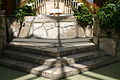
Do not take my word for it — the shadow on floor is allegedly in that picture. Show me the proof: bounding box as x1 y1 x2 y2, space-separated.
0 62 120 80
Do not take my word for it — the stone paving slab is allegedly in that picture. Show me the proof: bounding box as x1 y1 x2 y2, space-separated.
42 66 79 80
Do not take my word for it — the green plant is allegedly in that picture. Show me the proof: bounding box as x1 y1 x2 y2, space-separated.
97 0 120 35
74 5 93 27
0 0 2 6
13 5 35 37
13 5 35 21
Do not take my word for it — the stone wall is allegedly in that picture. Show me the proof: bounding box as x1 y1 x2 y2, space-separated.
99 38 116 56
98 37 120 61
93 19 120 60
9 15 93 39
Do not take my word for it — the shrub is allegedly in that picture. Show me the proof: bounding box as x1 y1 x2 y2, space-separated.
74 5 93 27
97 0 120 35
13 5 35 21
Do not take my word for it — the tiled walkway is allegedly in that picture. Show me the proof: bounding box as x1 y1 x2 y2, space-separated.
0 62 120 80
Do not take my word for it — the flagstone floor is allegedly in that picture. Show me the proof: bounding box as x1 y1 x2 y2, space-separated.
0 62 120 80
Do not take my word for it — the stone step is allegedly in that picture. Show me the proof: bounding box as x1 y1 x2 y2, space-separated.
68 56 116 74
63 51 98 64
3 49 98 67
92 56 116 67
3 50 53 65
77 55 116 70
0 57 80 80
42 51 99 67
5 44 55 57
12 38 92 43
0 55 116 80
0 57 39 72
35 56 116 80
5 42 96 57
41 66 79 80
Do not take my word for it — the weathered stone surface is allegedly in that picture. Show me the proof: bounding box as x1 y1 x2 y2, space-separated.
30 16 77 39
30 65 50 75
0 57 36 72
0 53 117 80
64 51 98 63
3 49 53 64
81 61 96 69
70 64 88 72
3 45 97 67
9 15 93 39
42 66 79 80
7 41 96 58
99 38 116 56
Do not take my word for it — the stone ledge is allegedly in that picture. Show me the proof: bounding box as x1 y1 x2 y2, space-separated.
3 49 98 67
5 43 96 57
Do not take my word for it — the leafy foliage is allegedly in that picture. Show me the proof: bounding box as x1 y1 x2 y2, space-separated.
13 5 35 21
74 5 93 27
97 0 120 34
0 0 2 7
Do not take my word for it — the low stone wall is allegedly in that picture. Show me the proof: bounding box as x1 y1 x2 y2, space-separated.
98 37 120 61
8 15 93 39
99 38 116 56
93 19 120 60
93 35 120 60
